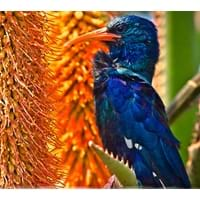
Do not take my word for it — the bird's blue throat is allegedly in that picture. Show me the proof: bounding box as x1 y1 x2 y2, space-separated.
107 41 158 84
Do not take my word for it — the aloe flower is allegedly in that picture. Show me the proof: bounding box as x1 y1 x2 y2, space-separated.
0 11 60 188
47 11 111 187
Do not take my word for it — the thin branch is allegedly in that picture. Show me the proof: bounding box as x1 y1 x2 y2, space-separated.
186 98 200 187
167 72 200 124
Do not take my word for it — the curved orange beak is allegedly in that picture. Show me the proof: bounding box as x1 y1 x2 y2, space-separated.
64 27 121 48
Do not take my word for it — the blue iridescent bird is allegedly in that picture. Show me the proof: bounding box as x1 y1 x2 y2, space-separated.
66 15 191 188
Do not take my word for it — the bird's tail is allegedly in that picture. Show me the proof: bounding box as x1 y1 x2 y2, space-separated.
132 144 191 188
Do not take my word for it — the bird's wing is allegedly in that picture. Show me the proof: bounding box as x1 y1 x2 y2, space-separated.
106 76 180 146
105 77 190 187
132 80 180 146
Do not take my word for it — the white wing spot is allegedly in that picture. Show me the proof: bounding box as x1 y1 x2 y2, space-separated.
134 143 143 150
152 172 157 177
124 137 133 149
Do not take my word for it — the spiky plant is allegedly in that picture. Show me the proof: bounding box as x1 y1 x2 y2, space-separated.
0 11 60 188
47 11 111 187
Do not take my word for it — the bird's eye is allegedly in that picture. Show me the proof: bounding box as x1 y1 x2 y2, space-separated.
115 23 126 33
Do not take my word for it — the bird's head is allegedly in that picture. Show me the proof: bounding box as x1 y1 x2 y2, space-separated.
65 15 159 83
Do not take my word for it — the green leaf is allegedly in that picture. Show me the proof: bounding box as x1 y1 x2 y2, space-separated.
89 141 137 187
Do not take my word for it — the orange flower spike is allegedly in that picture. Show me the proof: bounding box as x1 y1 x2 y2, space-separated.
0 11 61 188
47 11 111 187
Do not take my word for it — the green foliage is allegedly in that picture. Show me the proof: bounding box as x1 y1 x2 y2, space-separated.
166 12 198 163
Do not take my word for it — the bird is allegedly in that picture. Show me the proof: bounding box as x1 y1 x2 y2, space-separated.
65 15 191 188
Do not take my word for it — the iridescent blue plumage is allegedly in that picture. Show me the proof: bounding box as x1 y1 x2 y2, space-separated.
93 15 191 188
